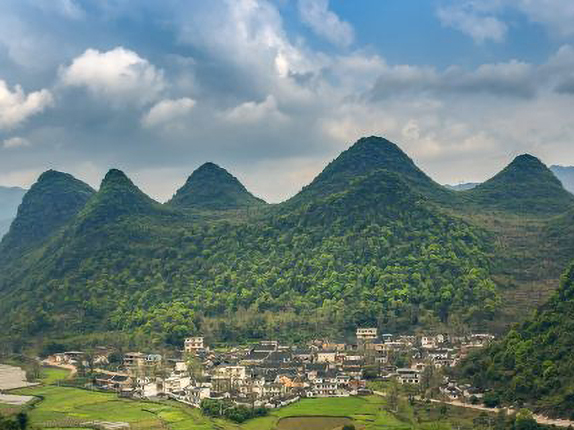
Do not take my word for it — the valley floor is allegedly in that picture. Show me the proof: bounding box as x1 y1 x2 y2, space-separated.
2 382 499 430
2 363 566 430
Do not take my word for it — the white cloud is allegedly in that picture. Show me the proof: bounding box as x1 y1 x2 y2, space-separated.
2 136 30 149
0 79 53 129
175 0 323 86
225 95 287 123
60 47 165 105
298 0 354 47
369 58 540 100
507 0 574 37
3 0 574 203
437 4 507 43
438 0 574 42
142 97 196 128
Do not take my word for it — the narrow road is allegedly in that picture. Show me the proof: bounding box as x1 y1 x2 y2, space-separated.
373 391 574 428
425 398 574 428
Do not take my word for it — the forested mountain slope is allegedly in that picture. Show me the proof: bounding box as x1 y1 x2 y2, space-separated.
290 136 454 205
0 170 95 258
0 137 500 345
462 154 574 215
168 162 266 210
459 263 574 419
1 136 573 347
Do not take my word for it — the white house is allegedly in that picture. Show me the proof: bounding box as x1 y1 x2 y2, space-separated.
316 351 337 363
184 337 204 353
397 368 421 384
356 328 378 342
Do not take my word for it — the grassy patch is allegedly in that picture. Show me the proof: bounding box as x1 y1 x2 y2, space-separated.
14 386 159 426
276 416 352 430
11 384 499 430
40 367 70 385
274 396 373 418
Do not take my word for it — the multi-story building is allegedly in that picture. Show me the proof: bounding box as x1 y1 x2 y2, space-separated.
356 328 378 342
397 368 421 384
184 337 204 353
124 352 146 367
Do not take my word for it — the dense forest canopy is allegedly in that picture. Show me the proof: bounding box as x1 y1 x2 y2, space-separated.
0 136 573 349
168 162 266 210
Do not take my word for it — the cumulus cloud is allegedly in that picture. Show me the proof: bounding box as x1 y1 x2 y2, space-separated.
2 0 574 203
2 136 30 149
174 0 323 93
437 3 507 43
60 47 165 105
0 79 53 129
507 0 574 37
142 97 196 128
369 59 538 100
225 95 287 123
298 0 354 47
438 0 574 43
543 45 574 94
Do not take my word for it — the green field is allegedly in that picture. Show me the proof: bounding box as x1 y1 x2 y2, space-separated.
40 367 71 385
4 384 493 430
276 416 352 430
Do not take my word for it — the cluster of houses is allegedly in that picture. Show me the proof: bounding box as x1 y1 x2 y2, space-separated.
44 329 494 409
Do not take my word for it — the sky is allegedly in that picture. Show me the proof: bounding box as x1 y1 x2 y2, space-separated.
1 0 574 203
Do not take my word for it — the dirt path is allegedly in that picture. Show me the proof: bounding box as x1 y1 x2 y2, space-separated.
374 391 574 428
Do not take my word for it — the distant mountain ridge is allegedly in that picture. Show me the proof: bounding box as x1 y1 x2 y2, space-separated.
445 182 479 191
550 165 574 194
0 186 27 238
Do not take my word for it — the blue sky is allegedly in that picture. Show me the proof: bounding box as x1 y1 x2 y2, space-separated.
1 0 574 202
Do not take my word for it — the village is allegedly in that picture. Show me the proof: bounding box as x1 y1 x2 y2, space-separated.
44 329 495 411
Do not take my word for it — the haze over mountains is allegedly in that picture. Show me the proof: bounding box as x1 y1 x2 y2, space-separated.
550 165 574 195
445 183 479 191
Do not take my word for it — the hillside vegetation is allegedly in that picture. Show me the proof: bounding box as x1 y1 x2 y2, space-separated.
0 136 573 347
462 154 574 215
459 263 574 419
